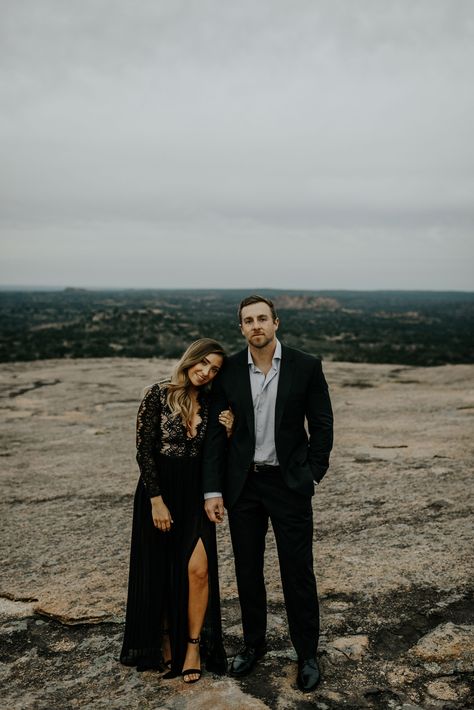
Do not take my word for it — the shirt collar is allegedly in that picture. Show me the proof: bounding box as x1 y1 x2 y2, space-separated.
248 338 282 368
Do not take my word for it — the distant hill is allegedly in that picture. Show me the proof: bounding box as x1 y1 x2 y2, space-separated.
0 289 472 365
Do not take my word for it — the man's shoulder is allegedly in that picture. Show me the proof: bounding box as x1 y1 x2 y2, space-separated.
213 349 245 384
226 348 247 366
282 344 321 365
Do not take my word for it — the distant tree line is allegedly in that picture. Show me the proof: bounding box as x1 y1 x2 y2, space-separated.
0 289 473 366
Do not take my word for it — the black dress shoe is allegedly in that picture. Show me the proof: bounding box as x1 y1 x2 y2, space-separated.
297 657 321 692
229 644 267 677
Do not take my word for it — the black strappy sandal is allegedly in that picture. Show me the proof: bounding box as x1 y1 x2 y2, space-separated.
182 637 202 684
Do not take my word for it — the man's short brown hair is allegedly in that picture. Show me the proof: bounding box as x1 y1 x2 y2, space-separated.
238 295 278 324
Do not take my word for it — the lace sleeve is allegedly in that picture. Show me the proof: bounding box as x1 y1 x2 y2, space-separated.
136 384 163 498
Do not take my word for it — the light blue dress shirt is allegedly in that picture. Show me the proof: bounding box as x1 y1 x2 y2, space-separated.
249 338 281 465
204 340 281 500
204 339 317 499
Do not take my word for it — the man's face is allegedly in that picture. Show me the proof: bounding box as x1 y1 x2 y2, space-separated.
240 302 279 349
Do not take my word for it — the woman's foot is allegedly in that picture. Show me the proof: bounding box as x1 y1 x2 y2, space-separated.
182 637 201 683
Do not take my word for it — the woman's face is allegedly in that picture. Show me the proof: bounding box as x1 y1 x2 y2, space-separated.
187 353 223 388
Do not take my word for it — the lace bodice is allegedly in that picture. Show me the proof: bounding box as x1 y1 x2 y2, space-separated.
136 382 209 497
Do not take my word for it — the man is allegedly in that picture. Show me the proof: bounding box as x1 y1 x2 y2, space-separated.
203 295 333 693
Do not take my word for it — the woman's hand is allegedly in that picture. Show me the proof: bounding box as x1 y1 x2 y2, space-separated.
218 408 234 437
150 495 173 532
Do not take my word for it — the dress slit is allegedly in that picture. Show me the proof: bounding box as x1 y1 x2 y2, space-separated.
120 453 226 676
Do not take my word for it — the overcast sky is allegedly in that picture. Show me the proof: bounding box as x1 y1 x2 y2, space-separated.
1 0 473 290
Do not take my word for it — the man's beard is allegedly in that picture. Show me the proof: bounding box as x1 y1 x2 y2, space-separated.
250 335 273 349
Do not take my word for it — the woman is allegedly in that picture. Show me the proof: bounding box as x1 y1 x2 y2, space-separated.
120 338 232 683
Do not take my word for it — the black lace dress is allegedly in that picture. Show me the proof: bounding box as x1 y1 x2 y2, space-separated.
120 382 227 677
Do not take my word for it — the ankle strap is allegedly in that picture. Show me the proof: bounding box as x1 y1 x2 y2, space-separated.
188 637 200 644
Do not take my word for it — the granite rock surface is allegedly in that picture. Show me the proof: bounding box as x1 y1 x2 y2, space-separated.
1 358 473 709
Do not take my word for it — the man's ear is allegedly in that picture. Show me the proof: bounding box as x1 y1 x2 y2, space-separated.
274 318 280 331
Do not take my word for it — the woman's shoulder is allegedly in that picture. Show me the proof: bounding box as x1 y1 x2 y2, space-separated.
148 378 171 391
141 379 171 404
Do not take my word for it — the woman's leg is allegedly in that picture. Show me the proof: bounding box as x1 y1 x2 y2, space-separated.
182 538 208 681
162 615 171 667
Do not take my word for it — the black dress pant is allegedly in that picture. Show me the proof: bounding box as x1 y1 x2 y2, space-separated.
227 467 319 659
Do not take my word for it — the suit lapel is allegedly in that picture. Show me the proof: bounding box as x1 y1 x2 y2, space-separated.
234 349 255 439
275 345 294 434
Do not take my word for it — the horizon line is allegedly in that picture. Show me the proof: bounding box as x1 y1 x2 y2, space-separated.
0 284 473 294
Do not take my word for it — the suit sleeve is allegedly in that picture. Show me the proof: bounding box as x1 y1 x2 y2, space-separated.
202 374 229 495
306 359 334 483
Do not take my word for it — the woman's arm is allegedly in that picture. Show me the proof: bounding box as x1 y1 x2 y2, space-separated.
136 385 163 498
136 385 174 531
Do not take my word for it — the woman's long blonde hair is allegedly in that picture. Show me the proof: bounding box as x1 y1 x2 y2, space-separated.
166 338 226 430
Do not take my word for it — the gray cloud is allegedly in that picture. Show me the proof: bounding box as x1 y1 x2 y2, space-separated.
1 0 473 289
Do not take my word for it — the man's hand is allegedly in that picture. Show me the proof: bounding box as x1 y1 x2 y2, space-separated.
204 496 225 524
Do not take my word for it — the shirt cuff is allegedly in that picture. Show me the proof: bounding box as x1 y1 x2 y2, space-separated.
204 492 222 499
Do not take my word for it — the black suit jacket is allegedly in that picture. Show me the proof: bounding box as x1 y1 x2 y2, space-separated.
202 344 334 509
